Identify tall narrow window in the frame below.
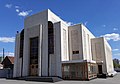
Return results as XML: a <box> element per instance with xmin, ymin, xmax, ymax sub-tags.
<box><xmin>30</xmin><ymin>37</ymin><xmax>39</xmax><ymax>64</ymax></box>
<box><xmin>48</xmin><ymin>21</ymin><xmax>54</xmax><ymax>76</ymax></box>
<box><xmin>20</xmin><ymin>29</ymin><xmax>24</xmax><ymax>58</ymax></box>
<box><xmin>48</xmin><ymin>21</ymin><xmax>54</xmax><ymax>54</ymax></box>
<box><xmin>63</xmin><ymin>29</ymin><xmax>67</xmax><ymax>59</ymax></box>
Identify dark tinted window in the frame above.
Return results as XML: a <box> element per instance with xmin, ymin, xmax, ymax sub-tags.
<box><xmin>48</xmin><ymin>21</ymin><xmax>54</xmax><ymax>54</ymax></box>
<box><xmin>20</xmin><ymin>29</ymin><xmax>24</xmax><ymax>58</ymax></box>
<box><xmin>30</xmin><ymin>37</ymin><xmax>39</xmax><ymax>64</ymax></box>
<box><xmin>73</xmin><ymin>51</ymin><xmax>79</xmax><ymax>54</ymax></box>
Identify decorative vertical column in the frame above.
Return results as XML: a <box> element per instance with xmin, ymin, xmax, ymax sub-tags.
<box><xmin>38</xmin><ymin>24</ymin><xmax>43</xmax><ymax>76</ymax></box>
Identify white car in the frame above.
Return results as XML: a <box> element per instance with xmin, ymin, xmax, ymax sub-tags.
<box><xmin>108</xmin><ymin>71</ymin><xmax>117</xmax><ymax>77</ymax></box>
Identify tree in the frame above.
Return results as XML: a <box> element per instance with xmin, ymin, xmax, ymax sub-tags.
<box><xmin>113</xmin><ymin>61</ymin><xmax>119</xmax><ymax>68</ymax></box>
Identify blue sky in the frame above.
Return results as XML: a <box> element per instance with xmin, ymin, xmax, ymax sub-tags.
<box><xmin>0</xmin><ymin>0</ymin><xmax>120</xmax><ymax>59</ymax></box>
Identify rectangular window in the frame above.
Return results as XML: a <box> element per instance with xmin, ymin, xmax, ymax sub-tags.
<box><xmin>30</xmin><ymin>37</ymin><xmax>39</xmax><ymax>64</ymax></box>
<box><xmin>73</xmin><ymin>51</ymin><xmax>79</xmax><ymax>54</ymax></box>
<box><xmin>63</xmin><ymin>29</ymin><xmax>67</xmax><ymax>59</ymax></box>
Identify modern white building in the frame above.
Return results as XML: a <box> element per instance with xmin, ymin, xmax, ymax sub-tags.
<box><xmin>13</xmin><ymin>9</ymin><xmax>115</xmax><ymax>81</ymax></box>
<box><xmin>91</xmin><ymin>37</ymin><xmax>114</xmax><ymax>76</ymax></box>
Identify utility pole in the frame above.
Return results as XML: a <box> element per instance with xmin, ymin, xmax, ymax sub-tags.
<box><xmin>3</xmin><ymin>48</ymin><xmax>4</xmax><ymax>60</ymax></box>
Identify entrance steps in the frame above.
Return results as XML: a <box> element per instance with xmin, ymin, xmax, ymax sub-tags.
<box><xmin>13</xmin><ymin>76</ymin><xmax>63</xmax><ymax>82</ymax></box>
<box><xmin>97</xmin><ymin>74</ymin><xmax>107</xmax><ymax>78</ymax></box>
<box><xmin>25</xmin><ymin>76</ymin><xmax>63</xmax><ymax>82</ymax></box>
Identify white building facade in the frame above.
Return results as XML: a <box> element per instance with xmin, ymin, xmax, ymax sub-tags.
<box><xmin>13</xmin><ymin>9</ymin><xmax>114</xmax><ymax>80</ymax></box>
<box><xmin>91</xmin><ymin>37</ymin><xmax>114</xmax><ymax>75</ymax></box>
<box><xmin>13</xmin><ymin>9</ymin><xmax>69</xmax><ymax>78</ymax></box>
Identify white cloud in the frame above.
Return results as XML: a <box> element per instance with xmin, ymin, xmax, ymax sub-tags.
<box><xmin>113</xmin><ymin>49</ymin><xmax>119</xmax><ymax>51</ymax></box>
<box><xmin>5</xmin><ymin>4</ymin><xmax>32</xmax><ymax>17</ymax></box>
<box><xmin>5</xmin><ymin>4</ymin><xmax>12</xmax><ymax>8</ymax></box>
<box><xmin>102</xmin><ymin>25</ymin><xmax>106</xmax><ymax>27</ymax></box>
<box><xmin>84</xmin><ymin>21</ymin><xmax>88</xmax><ymax>26</ymax></box>
<box><xmin>0</xmin><ymin>52</ymin><xmax>14</xmax><ymax>56</ymax></box>
<box><xmin>18</xmin><ymin>11</ymin><xmax>28</xmax><ymax>16</ymax></box>
<box><xmin>18</xmin><ymin>10</ymin><xmax>32</xmax><ymax>17</ymax></box>
<box><xmin>65</xmin><ymin>21</ymin><xmax>73</xmax><ymax>26</ymax></box>
<box><xmin>7</xmin><ymin>52</ymin><xmax>14</xmax><ymax>56</ymax></box>
<box><xmin>0</xmin><ymin>37</ymin><xmax>15</xmax><ymax>43</ymax></box>
<box><xmin>16</xmin><ymin>9</ymin><xmax>20</xmax><ymax>12</ymax></box>
<box><xmin>114</xmin><ymin>53</ymin><xmax>120</xmax><ymax>56</ymax></box>
<box><xmin>15</xmin><ymin>6</ymin><xmax>19</xmax><ymax>8</ymax></box>
<box><xmin>113</xmin><ymin>28</ymin><xmax>118</xmax><ymax>31</ymax></box>
<box><xmin>100</xmin><ymin>33</ymin><xmax>120</xmax><ymax>41</ymax></box>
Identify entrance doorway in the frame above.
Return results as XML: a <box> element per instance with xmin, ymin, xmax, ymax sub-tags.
<box><xmin>98</xmin><ymin>65</ymin><xmax>102</xmax><ymax>74</ymax></box>
<box><xmin>30</xmin><ymin>64</ymin><xmax>38</xmax><ymax>76</ymax></box>
<box><xmin>29</xmin><ymin>37</ymin><xmax>39</xmax><ymax>76</ymax></box>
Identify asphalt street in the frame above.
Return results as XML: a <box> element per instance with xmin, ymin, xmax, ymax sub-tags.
<box><xmin>0</xmin><ymin>73</ymin><xmax>120</xmax><ymax>84</ymax></box>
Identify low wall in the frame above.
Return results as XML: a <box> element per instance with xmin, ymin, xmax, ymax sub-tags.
<box><xmin>0</xmin><ymin>69</ymin><xmax>13</xmax><ymax>78</ymax></box>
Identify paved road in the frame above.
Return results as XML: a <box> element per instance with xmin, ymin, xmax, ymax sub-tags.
<box><xmin>0</xmin><ymin>73</ymin><xmax>120</xmax><ymax>84</ymax></box>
